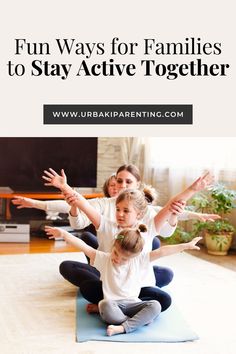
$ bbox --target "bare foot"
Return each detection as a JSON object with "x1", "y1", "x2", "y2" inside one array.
[
  {"x1": 107, "y1": 325, "x2": 125, "y2": 336},
  {"x1": 86, "y1": 303, "x2": 99, "y2": 314}
]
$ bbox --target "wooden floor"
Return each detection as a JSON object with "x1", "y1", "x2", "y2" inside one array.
[
  {"x1": 0, "y1": 236, "x2": 78, "y2": 255},
  {"x1": 188, "y1": 246, "x2": 236, "y2": 272},
  {"x1": 1, "y1": 236, "x2": 236, "y2": 272}
]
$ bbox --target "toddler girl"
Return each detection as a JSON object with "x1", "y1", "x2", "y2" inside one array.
[{"x1": 45, "y1": 223, "x2": 201, "y2": 336}]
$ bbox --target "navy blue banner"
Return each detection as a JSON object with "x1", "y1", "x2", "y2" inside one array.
[{"x1": 44, "y1": 104, "x2": 192, "y2": 125}]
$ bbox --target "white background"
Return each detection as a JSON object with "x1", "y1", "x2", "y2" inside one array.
[{"x1": 1, "y1": 0, "x2": 235, "y2": 137}]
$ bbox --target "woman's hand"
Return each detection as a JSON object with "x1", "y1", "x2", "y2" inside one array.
[
  {"x1": 12, "y1": 196, "x2": 36, "y2": 209},
  {"x1": 64, "y1": 192, "x2": 79, "y2": 217},
  {"x1": 169, "y1": 200, "x2": 186, "y2": 215},
  {"x1": 42, "y1": 168, "x2": 67, "y2": 190},
  {"x1": 168, "y1": 200, "x2": 186, "y2": 227},
  {"x1": 64, "y1": 192, "x2": 79, "y2": 207},
  {"x1": 194, "y1": 213, "x2": 221, "y2": 222}
]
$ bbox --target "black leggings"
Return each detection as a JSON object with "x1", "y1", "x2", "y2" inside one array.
[{"x1": 79, "y1": 280, "x2": 171, "y2": 312}]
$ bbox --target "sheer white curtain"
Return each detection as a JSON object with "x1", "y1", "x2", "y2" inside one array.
[
  {"x1": 120, "y1": 137, "x2": 141, "y2": 164},
  {"x1": 120, "y1": 137, "x2": 145, "y2": 173},
  {"x1": 119, "y1": 137, "x2": 236, "y2": 201},
  {"x1": 143, "y1": 137, "x2": 236, "y2": 201}
]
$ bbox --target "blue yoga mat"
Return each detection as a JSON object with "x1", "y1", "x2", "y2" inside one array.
[{"x1": 76, "y1": 292, "x2": 199, "y2": 343}]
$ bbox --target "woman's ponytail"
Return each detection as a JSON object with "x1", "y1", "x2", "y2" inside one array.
[
  {"x1": 138, "y1": 224, "x2": 147, "y2": 233},
  {"x1": 142, "y1": 184, "x2": 158, "y2": 205}
]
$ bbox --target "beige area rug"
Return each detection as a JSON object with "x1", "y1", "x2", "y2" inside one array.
[{"x1": 0, "y1": 251, "x2": 236, "y2": 354}]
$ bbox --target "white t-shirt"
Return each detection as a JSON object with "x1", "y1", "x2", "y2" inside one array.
[
  {"x1": 69, "y1": 197, "x2": 177, "y2": 237},
  {"x1": 94, "y1": 250, "x2": 151, "y2": 301},
  {"x1": 45, "y1": 197, "x2": 191, "y2": 236},
  {"x1": 97, "y1": 216, "x2": 157, "y2": 253},
  {"x1": 96, "y1": 216, "x2": 157, "y2": 287}
]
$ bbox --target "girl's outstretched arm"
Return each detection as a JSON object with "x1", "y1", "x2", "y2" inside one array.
[
  {"x1": 42, "y1": 168, "x2": 72, "y2": 194},
  {"x1": 149, "y1": 236, "x2": 202, "y2": 262},
  {"x1": 153, "y1": 172, "x2": 214, "y2": 234},
  {"x1": 42, "y1": 168, "x2": 101, "y2": 229},
  {"x1": 170, "y1": 172, "x2": 214, "y2": 204},
  {"x1": 45, "y1": 226, "x2": 96, "y2": 262}
]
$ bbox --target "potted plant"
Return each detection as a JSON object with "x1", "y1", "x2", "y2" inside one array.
[
  {"x1": 162, "y1": 225, "x2": 193, "y2": 245},
  {"x1": 190, "y1": 183, "x2": 236, "y2": 255}
]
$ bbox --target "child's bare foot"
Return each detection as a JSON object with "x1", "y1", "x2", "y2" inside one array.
[
  {"x1": 86, "y1": 303, "x2": 99, "y2": 314},
  {"x1": 107, "y1": 325, "x2": 125, "y2": 336}
]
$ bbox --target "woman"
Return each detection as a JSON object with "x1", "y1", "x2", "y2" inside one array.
[
  {"x1": 67, "y1": 164, "x2": 219, "y2": 231},
  {"x1": 102, "y1": 173, "x2": 118, "y2": 198},
  {"x1": 41, "y1": 166, "x2": 218, "y2": 292},
  {"x1": 43, "y1": 168, "x2": 211, "y2": 311},
  {"x1": 12, "y1": 164, "x2": 219, "y2": 227}
]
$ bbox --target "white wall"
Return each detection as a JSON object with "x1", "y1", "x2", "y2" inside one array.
[{"x1": 96, "y1": 137, "x2": 124, "y2": 191}]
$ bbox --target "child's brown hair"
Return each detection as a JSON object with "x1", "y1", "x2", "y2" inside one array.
[
  {"x1": 114, "y1": 224, "x2": 147, "y2": 254},
  {"x1": 116, "y1": 187, "x2": 156, "y2": 219}
]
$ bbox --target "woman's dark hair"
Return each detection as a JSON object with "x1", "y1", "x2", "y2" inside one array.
[
  {"x1": 142, "y1": 184, "x2": 158, "y2": 204},
  {"x1": 116, "y1": 164, "x2": 141, "y2": 182},
  {"x1": 116, "y1": 164, "x2": 158, "y2": 204}
]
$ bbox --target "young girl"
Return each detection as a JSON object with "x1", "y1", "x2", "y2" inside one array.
[
  {"x1": 45, "y1": 224, "x2": 201, "y2": 336},
  {"x1": 42, "y1": 168, "x2": 213, "y2": 240},
  {"x1": 63, "y1": 164, "x2": 186, "y2": 296},
  {"x1": 43, "y1": 168, "x2": 213, "y2": 311},
  {"x1": 67, "y1": 164, "x2": 219, "y2": 231}
]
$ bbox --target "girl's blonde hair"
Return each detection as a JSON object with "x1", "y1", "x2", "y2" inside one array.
[
  {"x1": 114, "y1": 224, "x2": 147, "y2": 254},
  {"x1": 116, "y1": 187, "x2": 156, "y2": 218}
]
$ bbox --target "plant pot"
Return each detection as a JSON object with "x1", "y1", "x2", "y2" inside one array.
[{"x1": 204, "y1": 232, "x2": 234, "y2": 256}]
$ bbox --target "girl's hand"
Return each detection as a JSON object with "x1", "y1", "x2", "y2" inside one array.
[
  {"x1": 186, "y1": 236, "x2": 202, "y2": 250},
  {"x1": 190, "y1": 172, "x2": 214, "y2": 192},
  {"x1": 42, "y1": 168, "x2": 67, "y2": 189},
  {"x1": 45, "y1": 226, "x2": 63, "y2": 240},
  {"x1": 12, "y1": 196, "x2": 35, "y2": 209}
]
